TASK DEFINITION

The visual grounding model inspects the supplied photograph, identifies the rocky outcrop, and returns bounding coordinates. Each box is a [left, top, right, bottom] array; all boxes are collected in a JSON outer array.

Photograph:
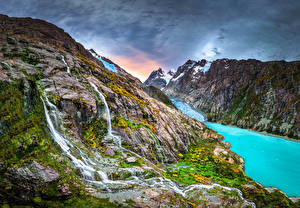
[[0, 14, 92, 60], [0, 160, 70, 204], [164, 58, 300, 139], [144, 68, 174, 89]]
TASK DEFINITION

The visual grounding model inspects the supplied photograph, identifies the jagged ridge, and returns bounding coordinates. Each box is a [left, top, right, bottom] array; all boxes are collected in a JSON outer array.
[[164, 58, 300, 139]]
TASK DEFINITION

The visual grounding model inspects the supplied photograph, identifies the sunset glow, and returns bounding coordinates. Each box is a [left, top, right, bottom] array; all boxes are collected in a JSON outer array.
[[113, 52, 160, 82]]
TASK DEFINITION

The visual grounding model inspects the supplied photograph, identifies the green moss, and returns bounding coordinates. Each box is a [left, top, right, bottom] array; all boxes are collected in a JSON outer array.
[[0, 81, 52, 164], [166, 142, 249, 187], [21, 48, 39, 65], [0, 80, 81, 202], [166, 141, 296, 207], [112, 115, 156, 133], [241, 186, 295, 208], [119, 158, 144, 168], [82, 118, 107, 148], [108, 84, 149, 106], [57, 195, 128, 208]]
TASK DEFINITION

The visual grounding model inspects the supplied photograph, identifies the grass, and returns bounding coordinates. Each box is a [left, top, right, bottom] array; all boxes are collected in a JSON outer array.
[[166, 142, 250, 187]]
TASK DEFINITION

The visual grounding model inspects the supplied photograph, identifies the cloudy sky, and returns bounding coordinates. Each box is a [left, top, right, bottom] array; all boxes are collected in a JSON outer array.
[[1, 0, 300, 81]]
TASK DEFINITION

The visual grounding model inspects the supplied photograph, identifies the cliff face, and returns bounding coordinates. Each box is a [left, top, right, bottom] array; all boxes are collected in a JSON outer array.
[[144, 68, 174, 89], [0, 15, 297, 207], [164, 58, 300, 139]]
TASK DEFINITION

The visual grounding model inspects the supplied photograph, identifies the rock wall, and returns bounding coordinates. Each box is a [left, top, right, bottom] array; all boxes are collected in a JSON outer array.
[[164, 59, 300, 139]]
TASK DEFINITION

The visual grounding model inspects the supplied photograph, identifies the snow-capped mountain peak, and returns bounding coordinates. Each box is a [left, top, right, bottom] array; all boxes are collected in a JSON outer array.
[[144, 68, 175, 89]]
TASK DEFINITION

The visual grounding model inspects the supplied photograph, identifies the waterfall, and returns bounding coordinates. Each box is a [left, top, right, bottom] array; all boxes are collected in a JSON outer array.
[[42, 95, 97, 180], [89, 82, 112, 136], [88, 81, 122, 147], [145, 128, 167, 163], [61, 55, 71, 74], [41, 91, 255, 207]]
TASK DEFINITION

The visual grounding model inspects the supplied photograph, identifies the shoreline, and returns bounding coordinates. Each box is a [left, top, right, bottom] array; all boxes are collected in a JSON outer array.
[[209, 122, 300, 143], [170, 96, 300, 198], [169, 95, 299, 142]]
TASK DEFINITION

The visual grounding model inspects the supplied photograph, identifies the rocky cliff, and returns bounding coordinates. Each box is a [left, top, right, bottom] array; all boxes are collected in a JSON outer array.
[[0, 14, 297, 207], [164, 59, 300, 140], [144, 68, 174, 89]]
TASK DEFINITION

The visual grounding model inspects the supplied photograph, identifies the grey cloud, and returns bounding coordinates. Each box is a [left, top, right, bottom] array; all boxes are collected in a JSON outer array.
[[1, 0, 300, 71]]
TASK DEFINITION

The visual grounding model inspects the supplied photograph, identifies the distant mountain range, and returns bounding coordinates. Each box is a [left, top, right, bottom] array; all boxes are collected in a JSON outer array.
[[145, 58, 300, 139]]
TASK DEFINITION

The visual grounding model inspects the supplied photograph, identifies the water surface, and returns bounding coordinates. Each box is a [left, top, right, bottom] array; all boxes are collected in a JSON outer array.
[[171, 98, 300, 196]]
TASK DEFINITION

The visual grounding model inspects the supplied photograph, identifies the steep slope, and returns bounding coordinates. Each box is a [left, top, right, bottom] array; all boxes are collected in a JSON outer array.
[[144, 68, 174, 89], [0, 15, 297, 207], [164, 58, 300, 140]]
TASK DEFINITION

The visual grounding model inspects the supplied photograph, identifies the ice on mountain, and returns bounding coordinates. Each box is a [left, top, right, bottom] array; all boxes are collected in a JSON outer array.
[[96, 57, 118, 73]]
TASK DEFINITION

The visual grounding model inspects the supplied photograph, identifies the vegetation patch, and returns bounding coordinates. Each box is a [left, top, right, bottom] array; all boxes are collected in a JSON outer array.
[[82, 117, 107, 149], [166, 141, 250, 187], [109, 84, 149, 106], [112, 115, 156, 133]]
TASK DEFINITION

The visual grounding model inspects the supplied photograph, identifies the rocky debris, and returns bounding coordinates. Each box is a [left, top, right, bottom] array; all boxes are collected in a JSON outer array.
[[164, 58, 300, 139], [212, 145, 244, 167], [289, 197, 300, 204], [58, 184, 71, 195], [185, 186, 252, 208], [105, 146, 115, 157], [135, 188, 189, 208]]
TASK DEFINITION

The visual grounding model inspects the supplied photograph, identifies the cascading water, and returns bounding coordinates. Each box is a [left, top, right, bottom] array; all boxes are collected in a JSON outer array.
[[42, 95, 97, 179], [145, 128, 167, 163], [61, 55, 71, 74], [41, 88, 255, 207], [88, 81, 122, 147]]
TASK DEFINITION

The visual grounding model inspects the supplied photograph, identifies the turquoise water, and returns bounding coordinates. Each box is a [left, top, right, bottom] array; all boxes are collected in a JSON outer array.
[[171, 98, 300, 197]]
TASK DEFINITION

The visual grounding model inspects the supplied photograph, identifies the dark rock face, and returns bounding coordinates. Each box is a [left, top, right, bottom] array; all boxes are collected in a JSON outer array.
[[0, 160, 65, 204], [0, 14, 92, 60], [144, 68, 174, 89], [164, 58, 300, 139], [10, 160, 60, 183], [142, 85, 175, 108], [144, 68, 166, 89]]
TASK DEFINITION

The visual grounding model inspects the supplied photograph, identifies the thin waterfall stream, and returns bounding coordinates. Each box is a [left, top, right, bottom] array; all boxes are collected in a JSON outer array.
[[61, 55, 71, 74]]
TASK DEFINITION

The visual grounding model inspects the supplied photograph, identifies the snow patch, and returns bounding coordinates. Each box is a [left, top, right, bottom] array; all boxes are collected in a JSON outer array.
[[193, 65, 202, 74], [172, 72, 185, 81]]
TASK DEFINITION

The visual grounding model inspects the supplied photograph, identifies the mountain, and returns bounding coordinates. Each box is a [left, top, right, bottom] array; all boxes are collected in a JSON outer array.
[[0, 14, 297, 207], [164, 58, 300, 140], [144, 68, 174, 89]]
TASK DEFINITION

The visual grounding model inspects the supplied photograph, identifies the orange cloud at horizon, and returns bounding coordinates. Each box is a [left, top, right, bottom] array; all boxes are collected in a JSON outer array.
[[112, 52, 160, 82]]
